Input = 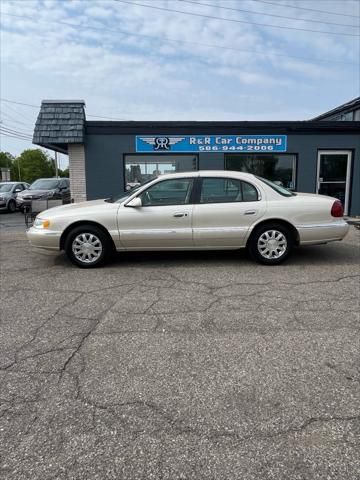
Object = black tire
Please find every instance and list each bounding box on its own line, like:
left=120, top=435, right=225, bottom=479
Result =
left=7, top=200, right=16, bottom=213
left=248, top=223, right=293, bottom=265
left=64, top=224, right=112, bottom=268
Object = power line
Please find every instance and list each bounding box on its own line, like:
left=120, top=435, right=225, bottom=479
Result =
left=179, top=0, right=358, bottom=28
left=0, top=124, right=33, bottom=137
left=250, top=0, right=360, bottom=19
left=0, top=126, right=33, bottom=139
left=0, top=130, right=33, bottom=141
left=1, top=13, right=357, bottom=66
left=1, top=110, right=33, bottom=128
left=0, top=132, right=33, bottom=143
left=0, top=98, right=38, bottom=108
left=1, top=103, right=34, bottom=125
left=2, top=102, right=36, bottom=123
left=0, top=98, right=131, bottom=122
left=114, top=0, right=360, bottom=36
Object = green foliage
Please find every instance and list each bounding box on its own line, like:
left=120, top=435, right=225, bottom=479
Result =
left=1, top=149, right=69, bottom=183
left=59, top=167, right=69, bottom=178
left=10, top=149, right=56, bottom=183
left=0, top=151, right=15, bottom=169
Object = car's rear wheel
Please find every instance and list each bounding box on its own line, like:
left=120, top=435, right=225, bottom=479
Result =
left=64, top=224, right=111, bottom=268
left=7, top=200, right=16, bottom=213
left=248, top=223, right=293, bottom=265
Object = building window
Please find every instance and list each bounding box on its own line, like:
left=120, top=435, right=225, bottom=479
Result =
left=125, top=155, right=197, bottom=190
left=225, top=154, right=296, bottom=190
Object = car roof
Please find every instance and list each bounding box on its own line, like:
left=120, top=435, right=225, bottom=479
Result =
left=157, top=170, right=257, bottom=181
left=31, top=178, right=69, bottom=182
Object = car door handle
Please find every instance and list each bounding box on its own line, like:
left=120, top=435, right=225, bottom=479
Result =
left=244, top=210, right=256, bottom=215
left=173, top=212, right=188, bottom=217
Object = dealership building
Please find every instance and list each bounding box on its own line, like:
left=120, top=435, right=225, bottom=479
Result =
left=33, top=97, right=360, bottom=215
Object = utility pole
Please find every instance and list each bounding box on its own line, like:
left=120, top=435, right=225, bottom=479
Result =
left=17, top=158, right=21, bottom=181
left=54, top=151, right=59, bottom=178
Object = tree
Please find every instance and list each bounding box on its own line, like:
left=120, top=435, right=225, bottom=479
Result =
left=11, top=149, right=55, bottom=183
left=0, top=151, right=15, bottom=169
left=59, top=167, right=69, bottom=177
left=0, top=152, right=14, bottom=180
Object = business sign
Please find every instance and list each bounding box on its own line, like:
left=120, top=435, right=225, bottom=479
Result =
left=136, top=135, right=287, bottom=153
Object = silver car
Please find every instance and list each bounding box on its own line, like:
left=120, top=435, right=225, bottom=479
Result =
left=0, top=182, right=30, bottom=213
left=26, top=171, right=349, bottom=268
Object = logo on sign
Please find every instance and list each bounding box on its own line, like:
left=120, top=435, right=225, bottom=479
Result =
left=139, top=137, right=185, bottom=151
left=136, top=135, right=287, bottom=153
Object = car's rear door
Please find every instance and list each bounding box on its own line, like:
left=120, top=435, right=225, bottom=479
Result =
left=192, top=177, right=266, bottom=247
left=118, top=177, right=195, bottom=249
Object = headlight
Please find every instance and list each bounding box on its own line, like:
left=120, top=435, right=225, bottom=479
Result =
left=33, top=217, right=51, bottom=228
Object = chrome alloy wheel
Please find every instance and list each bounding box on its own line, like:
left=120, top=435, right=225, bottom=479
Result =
left=72, top=233, right=103, bottom=264
left=257, top=229, right=287, bottom=260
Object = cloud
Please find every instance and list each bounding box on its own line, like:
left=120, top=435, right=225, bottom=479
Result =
left=0, top=0, right=359, bottom=157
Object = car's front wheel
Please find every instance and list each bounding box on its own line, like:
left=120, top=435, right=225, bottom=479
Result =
left=248, top=223, right=293, bottom=265
left=7, top=200, right=16, bottom=213
left=64, top=224, right=112, bottom=268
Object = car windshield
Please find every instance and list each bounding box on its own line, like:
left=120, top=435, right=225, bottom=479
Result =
left=29, top=179, right=60, bottom=190
left=109, top=178, right=158, bottom=203
left=256, top=176, right=296, bottom=197
left=0, top=184, right=13, bottom=192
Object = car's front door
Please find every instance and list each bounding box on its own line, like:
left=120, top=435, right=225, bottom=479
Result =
left=193, top=177, right=266, bottom=247
left=118, top=177, right=195, bottom=249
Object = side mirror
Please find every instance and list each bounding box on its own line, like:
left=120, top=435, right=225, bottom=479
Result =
left=14, top=188, right=21, bottom=193
left=126, top=197, right=142, bottom=208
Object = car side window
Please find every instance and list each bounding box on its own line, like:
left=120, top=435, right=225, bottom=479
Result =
left=15, top=184, right=23, bottom=191
left=200, top=178, right=243, bottom=203
left=140, top=178, right=194, bottom=206
left=241, top=181, right=259, bottom=202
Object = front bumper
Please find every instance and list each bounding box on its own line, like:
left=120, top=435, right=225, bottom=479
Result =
left=16, top=198, right=31, bottom=208
left=26, top=227, right=61, bottom=250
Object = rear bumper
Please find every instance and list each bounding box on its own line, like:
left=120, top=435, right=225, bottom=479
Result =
left=296, top=220, right=350, bottom=245
left=26, top=227, right=61, bottom=250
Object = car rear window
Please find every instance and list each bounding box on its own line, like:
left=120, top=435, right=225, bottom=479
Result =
left=256, top=176, right=296, bottom=197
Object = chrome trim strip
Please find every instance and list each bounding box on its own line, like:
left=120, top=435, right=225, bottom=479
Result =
left=295, top=222, right=347, bottom=229
left=121, top=228, right=190, bottom=236
left=194, top=227, right=249, bottom=232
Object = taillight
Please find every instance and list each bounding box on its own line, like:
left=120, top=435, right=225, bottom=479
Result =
left=331, top=200, right=343, bottom=217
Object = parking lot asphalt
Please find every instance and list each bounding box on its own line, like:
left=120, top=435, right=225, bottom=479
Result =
left=1, top=212, right=359, bottom=480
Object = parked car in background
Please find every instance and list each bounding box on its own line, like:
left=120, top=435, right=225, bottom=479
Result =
left=16, top=178, right=70, bottom=212
left=0, top=182, right=30, bottom=212
left=26, top=171, right=349, bottom=268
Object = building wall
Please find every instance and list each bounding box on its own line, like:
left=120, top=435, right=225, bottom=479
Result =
left=85, top=132, right=360, bottom=215
left=68, top=144, right=87, bottom=203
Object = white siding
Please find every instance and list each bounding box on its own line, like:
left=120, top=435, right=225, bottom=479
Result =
left=68, top=144, right=87, bottom=203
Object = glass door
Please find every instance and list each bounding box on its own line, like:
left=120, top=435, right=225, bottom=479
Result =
left=317, top=151, right=352, bottom=215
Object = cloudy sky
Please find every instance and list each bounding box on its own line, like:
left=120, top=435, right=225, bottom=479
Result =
left=0, top=0, right=359, bottom=163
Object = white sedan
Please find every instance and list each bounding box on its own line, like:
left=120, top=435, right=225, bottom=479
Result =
left=27, top=171, right=349, bottom=267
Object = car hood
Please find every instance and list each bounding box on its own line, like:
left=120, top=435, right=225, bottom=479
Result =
left=38, top=199, right=111, bottom=217
left=19, top=189, right=54, bottom=196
